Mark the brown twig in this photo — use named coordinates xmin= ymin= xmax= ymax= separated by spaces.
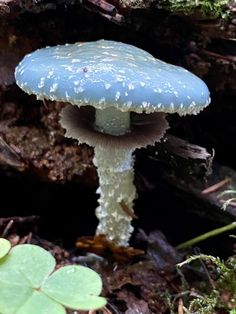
xmin=194 ymin=248 xmax=216 ymax=289
xmin=201 ymin=177 xmax=231 ymax=195
xmin=202 ymin=49 xmax=236 ymax=63
xmin=119 ymin=200 xmax=138 ymax=219
xmin=1 ymin=219 xmax=14 ymax=237
xmin=82 ymin=0 xmax=124 ymax=24
xmin=19 ymin=233 xmax=33 ymax=244
xmin=178 ymin=298 xmax=184 ymax=314
xmin=0 ymin=136 xmax=26 ymax=170
xmin=103 ymin=304 xmax=119 ymax=314
xmin=26 ymin=232 xmax=32 ymax=244
xmin=0 ymin=216 xmax=39 ymax=227
xmin=85 ymin=0 xmax=117 ymax=15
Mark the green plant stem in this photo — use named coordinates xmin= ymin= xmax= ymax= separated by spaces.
xmin=176 ymin=222 xmax=236 ymax=250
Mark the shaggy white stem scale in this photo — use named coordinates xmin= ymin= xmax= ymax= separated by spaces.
xmin=94 ymin=146 xmax=136 ymax=246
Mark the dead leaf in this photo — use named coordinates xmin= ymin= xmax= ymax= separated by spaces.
xmin=76 ymin=234 xmax=144 ymax=262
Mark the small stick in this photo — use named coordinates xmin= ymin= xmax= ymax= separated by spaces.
xmin=176 ymin=222 xmax=236 ymax=250
xmin=194 ymin=248 xmax=216 ymax=289
xmin=42 ymin=99 xmax=49 ymax=109
xmin=119 ymin=200 xmax=138 ymax=219
xmin=1 ymin=220 xmax=14 ymax=237
xmin=0 ymin=215 xmax=39 ymax=226
xmin=19 ymin=235 xmax=30 ymax=244
xmin=219 ymin=199 xmax=236 ymax=207
xmin=203 ymin=49 xmax=236 ymax=63
xmin=26 ymin=232 xmax=32 ymax=244
xmin=103 ymin=306 xmax=113 ymax=314
xmin=0 ymin=136 xmax=26 ymax=170
xmin=103 ymin=304 xmax=119 ymax=314
xmin=86 ymin=0 xmax=117 ymax=15
xmin=201 ymin=177 xmax=231 ymax=195
xmin=178 ymin=298 xmax=184 ymax=314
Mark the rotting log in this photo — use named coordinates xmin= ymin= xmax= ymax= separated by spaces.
xmin=136 ymin=137 xmax=236 ymax=225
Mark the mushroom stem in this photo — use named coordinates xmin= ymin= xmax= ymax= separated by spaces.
xmin=92 ymin=107 xmax=135 ymax=246
xmin=95 ymin=107 xmax=130 ymax=136
xmin=94 ymin=146 xmax=136 ymax=246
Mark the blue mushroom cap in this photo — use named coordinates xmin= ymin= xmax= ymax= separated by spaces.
xmin=15 ymin=40 xmax=210 ymax=115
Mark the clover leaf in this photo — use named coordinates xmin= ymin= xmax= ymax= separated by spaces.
xmin=0 ymin=239 xmax=106 ymax=314
xmin=0 ymin=239 xmax=11 ymax=259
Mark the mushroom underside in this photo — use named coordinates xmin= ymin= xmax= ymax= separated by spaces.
xmin=60 ymin=104 xmax=169 ymax=149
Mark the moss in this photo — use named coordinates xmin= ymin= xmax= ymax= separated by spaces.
xmin=178 ymin=254 xmax=236 ymax=313
xmin=166 ymin=0 xmax=230 ymax=18
xmin=118 ymin=0 xmax=230 ymax=18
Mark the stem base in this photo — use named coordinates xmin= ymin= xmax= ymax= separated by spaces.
xmin=94 ymin=146 xmax=136 ymax=246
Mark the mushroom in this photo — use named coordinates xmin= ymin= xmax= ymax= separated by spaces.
xmin=15 ymin=40 xmax=210 ymax=246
